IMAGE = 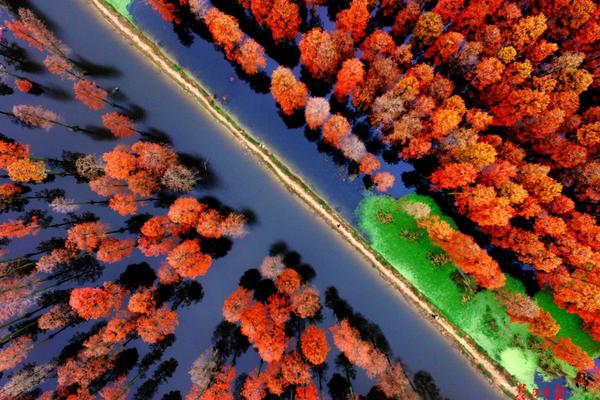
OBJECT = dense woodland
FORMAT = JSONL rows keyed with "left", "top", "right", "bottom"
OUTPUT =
{"left": 137, "top": 0, "right": 600, "bottom": 396}
{"left": 0, "top": 2, "right": 454, "bottom": 399}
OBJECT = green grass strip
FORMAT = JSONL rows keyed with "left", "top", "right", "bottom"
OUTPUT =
{"left": 103, "top": 0, "right": 134, "bottom": 22}
{"left": 356, "top": 194, "right": 590, "bottom": 390}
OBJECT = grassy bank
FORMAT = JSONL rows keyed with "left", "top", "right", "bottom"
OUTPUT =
{"left": 357, "top": 194, "right": 599, "bottom": 398}
{"left": 104, "top": 0, "right": 134, "bottom": 22}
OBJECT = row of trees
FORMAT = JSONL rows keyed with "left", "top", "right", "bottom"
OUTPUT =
{"left": 0, "top": 6, "right": 249, "bottom": 399}
{"left": 185, "top": 250, "right": 423, "bottom": 400}
{"left": 400, "top": 199, "right": 595, "bottom": 372}
{"left": 148, "top": 0, "right": 398, "bottom": 192}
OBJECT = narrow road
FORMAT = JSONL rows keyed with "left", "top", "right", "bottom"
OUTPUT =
{"left": 88, "top": 1, "right": 518, "bottom": 397}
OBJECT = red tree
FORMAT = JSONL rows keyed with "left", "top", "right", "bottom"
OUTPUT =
{"left": 167, "top": 239, "right": 212, "bottom": 279}
{"left": 300, "top": 324, "right": 329, "bottom": 365}
{"left": 146, "top": 0, "right": 181, "bottom": 24}
{"left": 299, "top": 28, "right": 340, "bottom": 79}
{"left": 102, "top": 112, "right": 136, "bottom": 138}
{"left": 205, "top": 8, "right": 244, "bottom": 58}
{"left": 270, "top": 67, "right": 308, "bottom": 115}
{"left": 334, "top": 58, "right": 365, "bottom": 101}
{"left": 136, "top": 306, "right": 179, "bottom": 343}
{"left": 267, "top": 0, "right": 300, "bottom": 42}
{"left": 74, "top": 80, "right": 109, "bottom": 110}
{"left": 336, "top": 0, "right": 370, "bottom": 42}
{"left": 69, "top": 282, "right": 125, "bottom": 320}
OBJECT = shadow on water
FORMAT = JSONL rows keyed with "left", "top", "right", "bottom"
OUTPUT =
{"left": 80, "top": 124, "right": 119, "bottom": 141}
{"left": 118, "top": 262, "right": 157, "bottom": 290}
{"left": 177, "top": 152, "right": 219, "bottom": 189}
{"left": 142, "top": 127, "right": 173, "bottom": 144}
{"left": 73, "top": 56, "right": 122, "bottom": 78}
{"left": 123, "top": 103, "right": 147, "bottom": 122}
{"left": 0, "top": 44, "right": 42, "bottom": 73}
{"left": 232, "top": 65, "right": 271, "bottom": 95}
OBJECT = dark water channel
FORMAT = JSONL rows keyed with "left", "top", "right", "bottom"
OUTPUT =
{"left": 0, "top": 0, "right": 502, "bottom": 398}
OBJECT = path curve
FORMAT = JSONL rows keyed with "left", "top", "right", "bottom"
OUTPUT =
{"left": 88, "top": 1, "right": 519, "bottom": 397}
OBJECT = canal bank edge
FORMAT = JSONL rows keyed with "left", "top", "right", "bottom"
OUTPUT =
{"left": 88, "top": 1, "right": 521, "bottom": 397}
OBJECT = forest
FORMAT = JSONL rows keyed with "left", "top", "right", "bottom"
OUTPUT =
{"left": 0, "top": 0, "right": 599, "bottom": 398}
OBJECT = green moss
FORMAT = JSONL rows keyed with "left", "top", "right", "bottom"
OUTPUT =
{"left": 356, "top": 194, "right": 592, "bottom": 392}
{"left": 102, "top": 0, "right": 134, "bottom": 22}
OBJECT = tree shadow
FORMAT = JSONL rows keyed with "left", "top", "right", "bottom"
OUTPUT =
{"left": 200, "top": 236, "right": 233, "bottom": 259}
{"left": 36, "top": 84, "right": 72, "bottom": 100}
{"left": 141, "top": 127, "right": 173, "bottom": 144}
{"left": 279, "top": 107, "right": 306, "bottom": 129}
{"left": 1, "top": 44, "right": 42, "bottom": 73}
{"left": 118, "top": 262, "right": 157, "bottom": 291}
{"left": 268, "top": 241, "right": 316, "bottom": 283}
{"left": 232, "top": 65, "right": 271, "bottom": 95}
{"left": 80, "top": 125, "right": 119, "bottom": 141}
{"left": 124, "top": 103, "right": 147, "bottom": 122}
{"left": 0, "top": 84, "right": 14, "bottom": 96}
{"left": 73, "top": 56, "right": 121, "bottom": 78}
{"left": 300, "top": 65, "right": 333, "bottom": 98}
{"left": 177, "top": 152, "right": 218, "bottom": 190}
{"left": 240, "top": 207, "right": 258, "bottom": 227}
{"left": 303, "top": 125, "right": 321, "bottom": 142}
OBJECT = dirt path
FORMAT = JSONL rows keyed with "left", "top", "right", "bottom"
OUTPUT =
{"left": 89, "top": 1, "right": 518, "bottom": 397}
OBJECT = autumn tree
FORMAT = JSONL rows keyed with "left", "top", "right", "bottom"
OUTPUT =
{"left": 73, "top": 79, "right": 109, "bottom": 110}
{"left": 360, "top": 30, "right": 395, "bottom": 64}
{"left": 250, "top": 0, "right": 273, "bottom": 25}
{"left": 136, "top": 305, "right": 179, "bottom": 344}
{"left": 10, "top": 104, "right": 62, "bottom": 131}
{"left": 166, "top": 239, "right": 212, "bottom": 279}
{"left": 5, "top": 8, "right": 70, "bottom": 59}
{"left": 373, "top": 172, "right": 395, "bottom": 192}
{"left": 334, "top": 58, "right": 365, "bottom": 101}
{"left": 270, "top": 67, "right": 308, "bottom": 115}
{"left": 413, "top": 12, "right": 443, "bottom": 46}
{"left": 235, "top": 38, "right": 266, "bottom": 75}
{"left": 15, "top": 79, "right": 33, "bottom": 93}
{"left": 291, "top": 286, "right": 321, "bottom": 318}
{"left": 330, "top": 319, "right": 387, "bottom": 378}
{"left": 299, "top": 28, "right": 340, "bottom": 79}
{"left": 430, "top": 162, "right": 478, "bottom": 189}
{"left": 223, "top": 286, "right": 254, "bottom": 323}
{"left": 205, "top": 8, "right": 244, "bottom": 58}
{"left": 102, "top": 112, "right": 136, "bottom": 138}
{"left": 267, "top": 0, "right": 301, "bottom": 42}
{"left": 0, "top": 336, "right": 33, "bottom": 372}
{"left": 300, "top": 325, "right": 329, "bottom": 365}
{"left": 552, "top": 338, "right": 594, "bottom": 371}
{"left": 305, "top": 97, "right": 330, "bottom": 130}
{"left": 418, "top": 216, "right": 506, "bottom": 289}
{"left": 336, "top": 0, "right": 370, "bottom": 42}
{"left": 69, "top": 282, "right": 125, "bottom": 320}
{"left": 6, "top": 158, "right": 48, "bottom": 183}
{"left": 146, "top": 0, "right": 181, "bottom": 24}
{"left": 128, "top": 289, "right": 156, "bottom": 315}
{"left": 322, "top": 114, "right": 351, "bottom": 147}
